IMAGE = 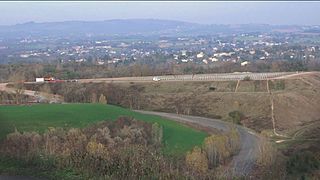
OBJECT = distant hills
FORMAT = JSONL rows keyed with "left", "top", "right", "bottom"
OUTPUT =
{"left": 0, "top": 19, "right": 198, "bottom": 38}
{"left": 0, "top": 19, "right": 315, "bottom": 38}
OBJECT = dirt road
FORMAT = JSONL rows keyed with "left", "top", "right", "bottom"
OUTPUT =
{"left": 135, "top": 110, "right": 260, "bottom": 176}
{"left": 0, "top": 83, "right": 63, "bottom": 103}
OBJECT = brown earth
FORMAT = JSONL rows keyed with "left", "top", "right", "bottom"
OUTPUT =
{"left": 110, "top": 72, "right": 320, "bottom": 135}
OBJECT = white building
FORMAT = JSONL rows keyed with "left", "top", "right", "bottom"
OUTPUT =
{"left": 36, "top": 78, "right": 44, "bottom": 82}
{"left": 181, "top": 50, "right": 187, "bottom": 56}
{"left": 241, "top": 61, "right": 250, "bottom": 66}
{"left": 197, "top": 52, "right": 204, "bottom": 58}
{"left": 202, "top": 59, "right": 208, "bottom": 64}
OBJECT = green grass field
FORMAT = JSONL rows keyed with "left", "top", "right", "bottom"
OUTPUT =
{"left": 0, "top": 104, "right": 207, "bottom": 154}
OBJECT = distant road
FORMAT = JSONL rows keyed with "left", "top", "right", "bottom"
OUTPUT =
{"left": 16, "top": 72, "right": 313, "bottom": 85}
{"left": 135, "top": 110, "right": 260, "bottom": 177}
{"left": 78, "top": 71, "right": 304, "bottom": 83}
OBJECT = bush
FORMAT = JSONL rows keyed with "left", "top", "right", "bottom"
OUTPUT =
{"left": 186, "top": 146, "right": 208, "bottom": 173}
{"left": 151, "top": 123, "right": 163, "bottom": 147}
{"left": 1, "top": 117, "right": 239, "bottom": 179}
{"left": 286, "top": 151, "right": 320, "bottom": 176}
{"left": 228, "top": 111, "right": 244, "bottom": 125}
{"left": 203, "top": 128, "right": 240, "bottom": 169}
{"left": 243, "top": 76, "right": 251, "bottom": 81}
{"left": 269, "top": 80, "right": 285, "bottom": 91}
{"left": 3, "top": 130, "right": 42, "bottom": 159}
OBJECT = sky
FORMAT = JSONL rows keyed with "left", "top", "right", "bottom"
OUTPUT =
{"left": 0, "top": 2, "right": 319, "bottom": 26}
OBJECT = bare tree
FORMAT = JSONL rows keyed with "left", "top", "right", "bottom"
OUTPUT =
{"left": 9, "top": 72, "right": 25, "bottom": 104}
{"left": 98, "top": 94, "right": 107, "bottom": 104}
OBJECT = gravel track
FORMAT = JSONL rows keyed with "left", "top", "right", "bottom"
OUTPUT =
{"left": 135, "top": 110, "right": 260, "bottom": 176}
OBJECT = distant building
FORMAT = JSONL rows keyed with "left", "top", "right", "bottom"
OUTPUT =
{"left": 210, "top": 57, "right": 219, "bottom": 62}
{"left": 241, "top": 61, "right": 250, "bottom": 66}
{"left": 97, "top": 61, "right": 105, "bottom": 65}
{"left": 181, "top": 50, "right": 187, "bottom": 56}
{"left": 202, "top": 59, "right": 208, "bottom": 64}
{"left": 36, "top": 78, "right": 44, "bottom": 82}
{"left": 197, "top": 52, "right": 204, "bottom": 58}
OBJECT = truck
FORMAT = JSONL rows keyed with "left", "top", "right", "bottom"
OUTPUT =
{"left": 44, "top": 77, "right": 55, "bottom": 81}
{"left": 35, "top": 78, "right": 45, "bottom": 83}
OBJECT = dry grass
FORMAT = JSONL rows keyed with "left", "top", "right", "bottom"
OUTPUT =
{"left": 113, "top": 73, "right": 320, "bottom": 134}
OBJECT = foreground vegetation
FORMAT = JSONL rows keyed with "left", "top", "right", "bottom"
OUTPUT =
{"left": 0, "top": 103, "right": 207, "bottom": 154}
{"left": 0, "top": 115, "right": 241, "bottom": 179}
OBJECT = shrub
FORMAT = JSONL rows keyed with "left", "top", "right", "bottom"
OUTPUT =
{"left": 186, "top": 146, "right": 208, "bottom": 173}
{"left": 203, "top": 127, "right": 240, "bottom": 169}
{"left": 98, "top": 94, "right": 107, "bottom": 104}
{"left": 3, "top": 130, "right": 42, "bottom": 159}
{"left": 286, "top": 151, "right": 320, "bottom": 176}
{"left": 228, "top": 111, "right": 244, "bottom": 125}
{"left": 275, "top": 80, "right": 285, "bottom": 90}
{"left": 90, "top": 127, "right": 114, "bottom": 147}
{"left": 256, "top": 137, "right": 277, "bottom": 167}
{"left": 227, "top": 126, "right": 240, "bottom": 155}
{"left": 269, "top": 80, "right": 285, "bottom": 91}
{"left": 243, "top": 76, "right": 251, "bottom": 81}
{"left": 203, "top": 135, "right": 230, "bottom": 168}
{"left": 86, "top": 141, "right": 108, "bottom": 158}
{"left": 44, "top": 127, "right": 66, "bottom": 156}
{"left": 151, "top": 123, "right": 163, "bottom": 147}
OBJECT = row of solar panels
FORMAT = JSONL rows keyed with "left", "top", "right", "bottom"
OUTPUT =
{"left": 132, "top": 72, "right": 295, "bottom": 81}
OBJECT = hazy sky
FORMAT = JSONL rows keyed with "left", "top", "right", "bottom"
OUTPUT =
{"left": 0, "top": 2, "right": 319, "bottom": 26}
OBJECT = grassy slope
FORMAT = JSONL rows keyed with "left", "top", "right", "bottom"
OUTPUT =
{"left": 0, "top": 103, "right": 207, "bottom": 154}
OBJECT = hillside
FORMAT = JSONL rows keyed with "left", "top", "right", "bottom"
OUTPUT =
{"left": 17, "top": 72, "right": 320, "bottom": 135}
{"left": 105, "top": 72, "right": 320, "bottom": 135}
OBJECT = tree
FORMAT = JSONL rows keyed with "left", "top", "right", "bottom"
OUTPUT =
{"left": 98, "top": 94, "right": 107, "bottom": 104}
{"left": 91, "top": 93, "right": 97, "bottom": 103}
{"left": 9, "top": 72, "right": 25, "bottom": 104}
{"left": 228, "top": 111, "right": 244, "bottom": 125}
{"left": 203, "top": 134, "right": 233, "bottom": 168}
{"left": 151, "top": 123, "right": 163, "bottom": 147}
{"left": 186, "top": 146, "right": 208, "bottom": 173}
{"left": 227, "top": 126, "right": 240, "bottom": 155}
{"left": 125, "top": 85, "right": 144, "bottom": 109}
{"left": 257, "top": 137, "right": 276, "bottom": 167}
{"left": 243, "top": 76, "right": 251, "bottom": 81}
{"left": 40, "top": 84, "right": 53, "bottom": 101}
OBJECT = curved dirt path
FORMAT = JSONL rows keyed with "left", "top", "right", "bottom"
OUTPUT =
{"left": 135, "top": 110, "right": 260, "bottom": 176}
{"left": 0, "top": 83, "right": 63, "bottom": 103}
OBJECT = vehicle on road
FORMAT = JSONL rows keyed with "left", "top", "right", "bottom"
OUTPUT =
{"left": 35, "top": 78, "right": 44, "bottom": 82}
{"left": 153, "top": 76, "right": 161, "bottom": 81}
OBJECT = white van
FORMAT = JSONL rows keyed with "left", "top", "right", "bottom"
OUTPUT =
{"left": 152, "top": 76, "right": 161, "bottom": 81}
